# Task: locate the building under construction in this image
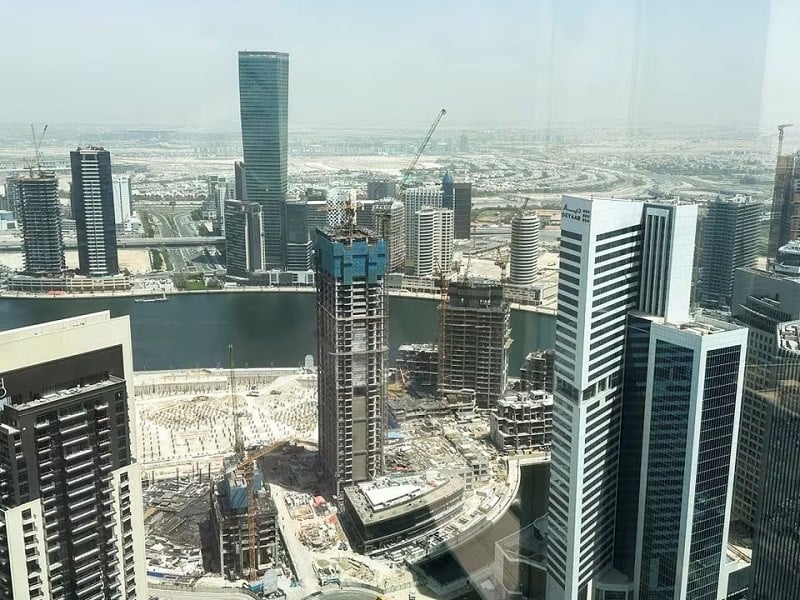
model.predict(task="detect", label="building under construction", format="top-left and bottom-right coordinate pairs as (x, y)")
top-left (490, 390), bottom-right (553, 453)
top-left (519, 349), bottom-right (555, 393)
top-left (396, 343), bottom-right (438, 391)
top-left (14, 171), bottom-right (66, 275)
top-left (315, 227), bottom-right (388, 497)
top-left (209, 460), bottom-right (279, 580)
top-left (439, 280), bottom-right (511, 409)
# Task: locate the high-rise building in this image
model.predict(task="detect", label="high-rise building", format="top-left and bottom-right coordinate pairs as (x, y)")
top-left (224, 200), bottom-right (264, 278)
top-left (453, 181), bottom-right (473, 239)
top-left (697, 195), bottom-right (760, 307)
top-left (315, 227), bottom-right (387, 496)
top-left (750, 320), bottom-right (800, 599)
top-left (284, 201), bottom-right (313, 271)
top-left (412, 207), bottom-right (453, 277)
top-left (403, 187), bottom-right (442, 268)
top-left (112, 175), bottom-right (132, 224)
top-left (767, 151), bottom-right (800, 260)
top-left (439, 280), bottom-right (511, 409)
top-left (15, 172), bottom-right (65, 276)
top-left (0, 312), bottom-right (147, 598)
top-left (441, 172), bottom-right (455, 209)
top-left (634, 318), bottom-right (746, 599)
top-left (774, 240), bottom-right (800, 277)
top-left (547, 196), bottom-right (697, 599)
top-left (367, 179), bottom-right (396, 201)
top-left (238, 51), bottom-right (289, 269)
top-left (70, 147), bottom-right (119, 276)
top-left (729, 268), bottom-right (800, 530)
top-left (510, 213), bottom-right (540, 285)
top-left (3, 176), bottom-right (20, 216)
top-left (234, 160), bottom-right (246, 201)
top-left (373, 199), bottom-right (405, 272)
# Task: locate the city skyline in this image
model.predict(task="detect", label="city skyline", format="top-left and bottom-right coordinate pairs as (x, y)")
top-left (1, 1), bottom-right (798, 130)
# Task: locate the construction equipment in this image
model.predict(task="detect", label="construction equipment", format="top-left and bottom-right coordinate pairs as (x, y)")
top-left (398, 108), bottom-right (447, 193)
top-left (28, 123), bottom-right (48, 176)
top-left (494, 249), bottom-right (509, 283)
top-left (220, 439), bottom-right (292, 580)
top-left (435, 257), bottom-right (450, 383)
top-left (778, 123), bottom-right (794, 158)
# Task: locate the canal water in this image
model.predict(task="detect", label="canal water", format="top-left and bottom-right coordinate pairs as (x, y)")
top-left (0, 292), bottom-right (555, 371)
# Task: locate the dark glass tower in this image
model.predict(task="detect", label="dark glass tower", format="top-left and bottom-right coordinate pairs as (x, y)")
top-left (70, 147), bottom-right (119, 275)
top-left (750, 320), bottom-right (800, 599)
top-left (238, 51), bottom-right (289, 270)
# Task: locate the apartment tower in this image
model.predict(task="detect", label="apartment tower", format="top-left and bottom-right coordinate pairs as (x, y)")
top-left (70, 147), bottom-right (119, 276)
top-left (0, 312), bottom-right (147, 598)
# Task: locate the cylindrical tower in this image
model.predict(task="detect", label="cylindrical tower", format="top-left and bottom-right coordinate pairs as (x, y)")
top-left (510, 213), bottom-right (540, 285)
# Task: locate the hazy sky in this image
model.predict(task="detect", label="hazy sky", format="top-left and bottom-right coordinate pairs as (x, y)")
top-left (1, 0), bottom-right (797, 130)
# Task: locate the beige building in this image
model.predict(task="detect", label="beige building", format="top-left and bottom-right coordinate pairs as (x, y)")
top-left (0, 312), bottom-right (147, 599)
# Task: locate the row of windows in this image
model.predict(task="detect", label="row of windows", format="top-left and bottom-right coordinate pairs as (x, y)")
top-left (597, 223), bottom-right (641, 242)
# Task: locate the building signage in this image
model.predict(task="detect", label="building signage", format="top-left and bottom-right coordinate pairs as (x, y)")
top-left (562, 204), bottom-right (590, 223)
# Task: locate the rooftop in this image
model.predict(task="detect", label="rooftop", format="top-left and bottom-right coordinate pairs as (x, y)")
top-left (778, 320), bottom-right (800, 354)
top-left (9, 375), bottom-right (124, 411)
top-left (345, 472), bottom-right (464, 524)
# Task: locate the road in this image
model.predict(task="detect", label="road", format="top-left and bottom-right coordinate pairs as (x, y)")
top-left (149, 586), bottom-right (256, 599)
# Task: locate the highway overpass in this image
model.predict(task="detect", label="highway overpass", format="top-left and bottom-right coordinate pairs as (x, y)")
top-left (0, 237), bottom-right (224, 252)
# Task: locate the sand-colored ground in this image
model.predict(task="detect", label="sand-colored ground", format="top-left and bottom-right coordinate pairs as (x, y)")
top-left (0, 248), bottom-right (150, 273)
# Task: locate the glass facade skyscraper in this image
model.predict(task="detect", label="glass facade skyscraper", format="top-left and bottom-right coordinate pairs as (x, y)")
top-left (238, 51), bottom-right (289, 270)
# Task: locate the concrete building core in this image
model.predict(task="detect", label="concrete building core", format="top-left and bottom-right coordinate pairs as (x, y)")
top-left (210, 461), bottom-right (278, 580)
top-left (520, 349), bottom-right (555, 394)
top-left (315, 227), bottom-right (388, 497)
top-left (439, 280), bottom-right (511, 409)
top-left (490, 390), bottom-right (553, 453)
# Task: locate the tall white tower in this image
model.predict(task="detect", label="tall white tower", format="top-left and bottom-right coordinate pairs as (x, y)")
top-left (510, 212), bottom-right (540, 285)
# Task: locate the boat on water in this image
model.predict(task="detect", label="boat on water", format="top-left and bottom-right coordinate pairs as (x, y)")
top-left (134, 291), bottom-right (169, 304)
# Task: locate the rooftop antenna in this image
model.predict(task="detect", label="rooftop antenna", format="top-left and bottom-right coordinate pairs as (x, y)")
top-left (29, 123), bottom-right (48, 176)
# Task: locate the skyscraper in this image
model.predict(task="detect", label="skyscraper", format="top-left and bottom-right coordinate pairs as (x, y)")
top-left (440, 173), bottom-right (472, 239)
top-left (15, 172), bottom-right (65, 275)
top-left (439, 280), bottom-right (511, 409)
top-left (224, 200), bottom-right (264, 278)
top-left (453, 181), bottom-right (473, 239)
top-left (729, 268), bottom-right (800, 531)
top-left (238, 51), bottom-right (289, 269)
top-left (0, 312), bottom-right (147, 598)
top-left (284, 201), bottom-right (313, 271)
top-left (697, 195), bottom-right (760, 307)
top-left (767, 150), bottom-right (800, 260)
top-left (749, 320), bottom-right (800, 599)
top-left (635, 318), bottom-right (746, 599)
top-left (412, 206), bottom-right (453, 277)
top-left (70, 147), bottom-right (119, 276)
top-left (3, 176), bottom-right (20, 216)
top-left (234, 160), bottom-right (246, 201)
top-left (510, 212), bottom-right (540, 285)
top-left (547, 196), bottom-right (697, 599)
top-left (315, 227), bottom-right (387, 496)
top-left (403, 186), bottom-right (442, 269)
top-left (441, 172), bottom-right (455, 209)
top-left (367, 179), bottom-right (396, 201)
top-left (373, 199), bottom-right (405, 272)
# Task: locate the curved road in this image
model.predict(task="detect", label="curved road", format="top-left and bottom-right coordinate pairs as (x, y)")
top-left (149, 587), bottom-right (256, 600)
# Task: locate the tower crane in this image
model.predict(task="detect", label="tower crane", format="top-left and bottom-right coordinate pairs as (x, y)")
top-left (29, 123), bottom-right (48, 176)
top-left (397, 108), bottom-right (447, 194)
top-left (494, 249), bottom-right (509, 283)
